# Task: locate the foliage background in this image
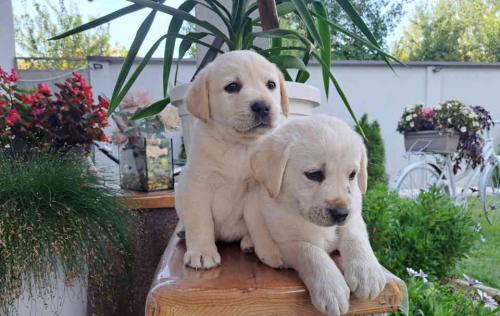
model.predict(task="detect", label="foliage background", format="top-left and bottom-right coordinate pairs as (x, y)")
top-left (15, 0), bottom-right (126, 69)
top-left (392, 0), bottom-right (500, 62)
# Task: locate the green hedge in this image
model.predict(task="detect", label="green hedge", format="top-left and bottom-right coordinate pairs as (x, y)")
top-left (363, 186), bottom-right (478, 279)
top-left (356, 114), bottom-right (388, 187)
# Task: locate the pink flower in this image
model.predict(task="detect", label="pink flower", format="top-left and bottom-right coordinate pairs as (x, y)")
top-left (5, 109), bottom-right (21, 126)
top-left (37, 83), bottom-right (51, 95)
top-left (421, 107), bottom-right (436, 117)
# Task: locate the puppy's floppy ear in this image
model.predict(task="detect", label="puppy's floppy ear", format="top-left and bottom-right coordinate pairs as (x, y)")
top-left (358, 143), bottom-right (368, 194)
top-left (278, 70), bottom-right (289, 117)
top-left (185, 66), bottom-right (210, 123)
top-left (251, 135), bottom-right (290, 199)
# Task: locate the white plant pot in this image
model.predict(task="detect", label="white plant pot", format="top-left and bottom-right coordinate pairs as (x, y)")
top-left (12, 264), bottom-right (87, 316)
top-left (171, 81), bottom-right (321, 154)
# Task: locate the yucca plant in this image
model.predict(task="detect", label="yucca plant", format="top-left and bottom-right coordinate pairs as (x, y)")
top-left (52, 0), bottom-right (400, 128)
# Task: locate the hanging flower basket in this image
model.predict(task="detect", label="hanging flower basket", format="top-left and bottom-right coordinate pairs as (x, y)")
top-left (397, 101), bottom-right (494, 170)
top-left (404, 130), bottom-right (459, 153)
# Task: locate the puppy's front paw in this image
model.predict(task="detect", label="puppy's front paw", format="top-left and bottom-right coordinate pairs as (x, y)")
top-left (344, 259), bottom-right (386, 300)
top-left (240, 234), bottom-right (255, 253)
top-left (255, 242), bottom-right (285, 269)
top-left (184, 247), bottom-right (221, 269)
top-left (307, 270), bottom-right (350, 316)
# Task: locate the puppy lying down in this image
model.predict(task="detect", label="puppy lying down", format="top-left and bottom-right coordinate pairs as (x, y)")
top-left (244, 115), bottom-right (386, 316)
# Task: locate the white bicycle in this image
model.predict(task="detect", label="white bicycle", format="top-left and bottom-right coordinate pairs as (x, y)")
top-left (391, 121), bottom-right (500, 224)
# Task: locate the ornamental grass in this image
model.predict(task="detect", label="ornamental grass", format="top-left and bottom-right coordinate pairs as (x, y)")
top-left (0, 150), bottom-right (132, 314)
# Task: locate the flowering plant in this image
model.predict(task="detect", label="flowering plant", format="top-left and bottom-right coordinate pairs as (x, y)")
top-left (0, 68), bottom-right (109, 153)
top-left (397, 100), bottom-right (494, 171)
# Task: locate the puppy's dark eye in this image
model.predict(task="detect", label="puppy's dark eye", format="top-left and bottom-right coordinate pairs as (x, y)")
top-left (349, 171), bottom-right (356, 180)
top-left (224, 81), bottom-right (242, 93)
top-left (305, 170), bottom-right (324, 182)
top-left (266, 80), bottom-right (276, 90)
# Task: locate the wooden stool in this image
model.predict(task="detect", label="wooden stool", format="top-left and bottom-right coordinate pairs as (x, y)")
top-left (146, 235), bottom-right (403, 316)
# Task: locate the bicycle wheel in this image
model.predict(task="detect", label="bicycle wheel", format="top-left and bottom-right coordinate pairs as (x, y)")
top-left (481, 159), bottom-right (500, 224)
top-left (393, 162), bottom-right (445, 199)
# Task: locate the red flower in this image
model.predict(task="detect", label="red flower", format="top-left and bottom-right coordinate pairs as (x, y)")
top-left (8, 69), bottom-right (19, 83)
top-left (98, 96), bottom-right (109, 109)
top-left (37, 83), bottom-right (51, 95)
top-left (21, 94), bottom-right (37, 105)
top-left (5, 109), bottom-right (21, 126)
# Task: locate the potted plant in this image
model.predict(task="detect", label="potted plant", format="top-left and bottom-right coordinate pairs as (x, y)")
top-left (0, 68), bottom-right (132, 315)
top-left (0, 151), bottom-right (132, 316)
top-left (111, 90), bottom-right (180, 191)
top-left (0, 68), bottom-right (109, 153)
top-left (397, 100), bottom-right (494, 172)
top-left (52, 0), bottom-right (400, 143)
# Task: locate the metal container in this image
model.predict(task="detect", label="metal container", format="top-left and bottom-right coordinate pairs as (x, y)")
top-left (404, 130), bottom-right (459, 153)
top-left (119, 137), bottom-right (173, 191)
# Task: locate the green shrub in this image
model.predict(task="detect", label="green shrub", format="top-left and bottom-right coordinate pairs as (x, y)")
top-left (363, 186), bottom-right (478, 279)
top-left (356, 114), bottom-right (388, 187)
top-left (0, 151), bottom-right (132, 314)
top-left (393, 278), bottom-right (499, 316)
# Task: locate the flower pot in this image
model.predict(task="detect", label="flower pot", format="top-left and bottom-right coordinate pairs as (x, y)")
top-left (12, 263), bottom-right (87, 316)
top-left (404, 130), bottom-right (459, 153)
top-left (170, 82), bottom-right (321, 154)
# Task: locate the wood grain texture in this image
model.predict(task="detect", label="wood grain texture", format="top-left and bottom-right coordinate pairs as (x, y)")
top-left (146, 234), bottom-right (402, 316)
top-left (122, 190), bottom-right (175, 209)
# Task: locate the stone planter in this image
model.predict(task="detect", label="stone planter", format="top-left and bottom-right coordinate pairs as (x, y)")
top-left (404, 130), bottom-right (459, 153)
top-left (171, 81), bottom-right (321, 154)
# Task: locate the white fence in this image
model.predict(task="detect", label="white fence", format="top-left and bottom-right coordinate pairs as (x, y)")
top-left (20, 57), bottom-right (500, 182)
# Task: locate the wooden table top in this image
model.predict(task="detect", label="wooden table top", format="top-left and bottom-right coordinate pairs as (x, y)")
top-left (122, 190), bottom-right (175, 209)
top-left (146, 234), bottom-right (403, 316)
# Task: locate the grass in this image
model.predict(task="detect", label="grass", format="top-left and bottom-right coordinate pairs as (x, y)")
top-left (455, 198), bottom-right (500, 289)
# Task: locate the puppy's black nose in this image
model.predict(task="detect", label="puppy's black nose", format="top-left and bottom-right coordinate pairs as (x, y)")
top-left (327, 208), bottom-right (350, 225)
top-left (250, 101), bottom-right (270, 117)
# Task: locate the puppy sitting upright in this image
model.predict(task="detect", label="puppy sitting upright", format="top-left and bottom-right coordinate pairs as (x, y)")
top-left (245, 115), bottom-right (386, 316)
top-left (176, 50), bottom-right (289, 269)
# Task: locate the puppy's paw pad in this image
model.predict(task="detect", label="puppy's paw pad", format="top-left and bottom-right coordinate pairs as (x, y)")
top-left (184, 249), bottom-right (221, 269)
top-left (240, 235), bottom-right (255, 253)
top-left (344, 260), bottom-right (386, 300)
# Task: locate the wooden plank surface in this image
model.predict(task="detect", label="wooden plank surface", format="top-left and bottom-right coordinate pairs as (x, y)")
top-left (122, 190), bottom-right (175, 209)
top-left (146, 235), bottom-right (402, 316)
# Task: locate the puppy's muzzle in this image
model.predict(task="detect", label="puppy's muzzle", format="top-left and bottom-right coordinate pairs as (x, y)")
top-left (326, 207), bottom-right (350, 225)
top-left (250, 100), bottom-right (271, 124)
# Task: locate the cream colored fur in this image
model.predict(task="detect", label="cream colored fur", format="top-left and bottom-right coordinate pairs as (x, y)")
top-left (245, 115), bottom-right (386, 316)
top-left (176, 50), bottom-right (288, 269)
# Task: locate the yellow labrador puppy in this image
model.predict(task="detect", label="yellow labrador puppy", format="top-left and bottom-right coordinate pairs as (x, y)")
top-left (245, 115), bottom-right (386, 316)
top-left (176, 50), bottom-right (289, 269)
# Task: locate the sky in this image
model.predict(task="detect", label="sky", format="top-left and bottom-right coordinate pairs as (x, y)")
top-left (12, 0), bottom-right (421, 58)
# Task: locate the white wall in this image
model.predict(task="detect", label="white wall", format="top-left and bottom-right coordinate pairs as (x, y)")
top-left (0, 0), bottom-right (16, 70)
top-left (84, 57), bottom-right (500, 182)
